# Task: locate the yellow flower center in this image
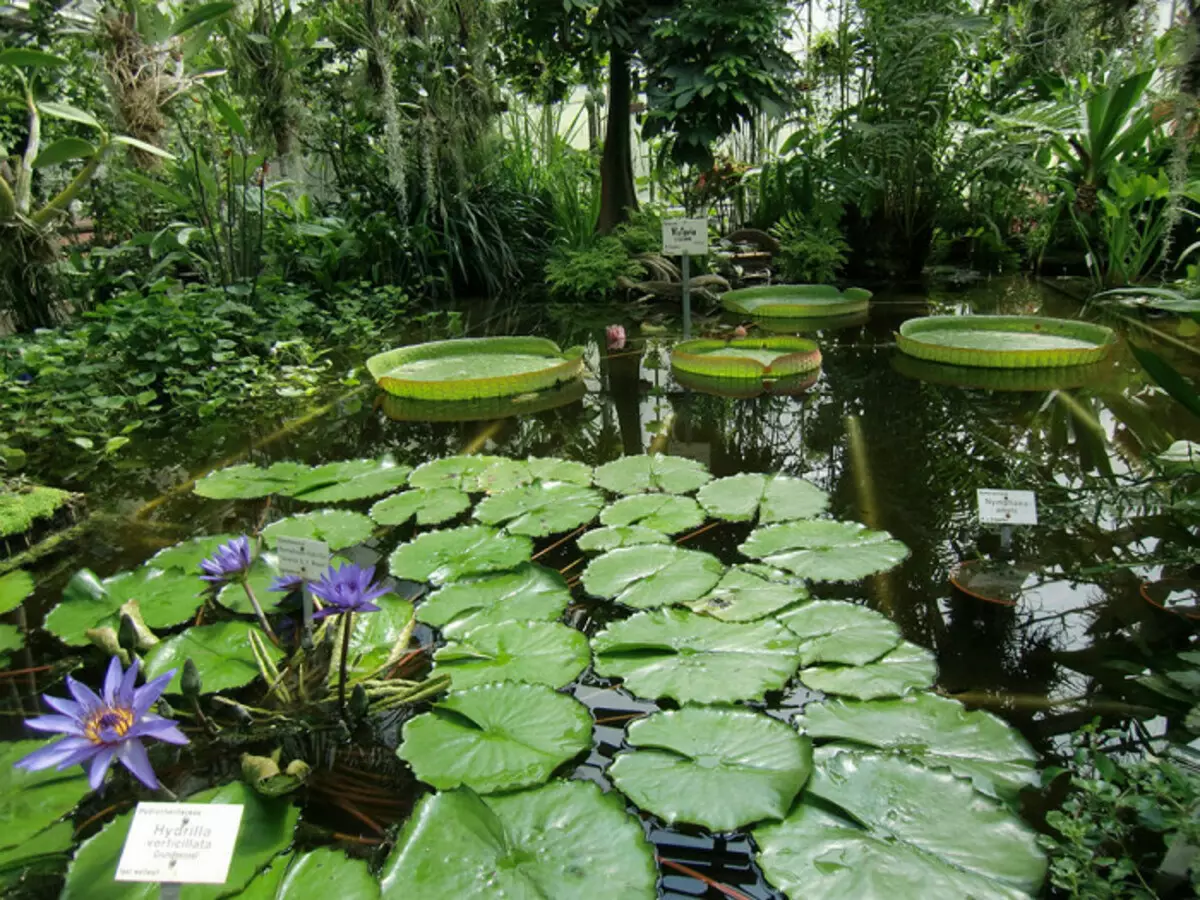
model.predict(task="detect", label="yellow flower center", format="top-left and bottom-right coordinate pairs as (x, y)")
top-left (84, 707), bottom-right (134, 745)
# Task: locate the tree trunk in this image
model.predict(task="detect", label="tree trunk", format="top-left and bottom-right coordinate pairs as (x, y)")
top-left (596, 49), bottom-right (638, 234)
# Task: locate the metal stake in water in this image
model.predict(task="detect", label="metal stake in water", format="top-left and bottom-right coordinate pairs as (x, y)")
top-left (161, 884), bottom-right (181, 900)
top-left (682, 254), bottom-right (692, 340)
top-left (301, 583), bottom-right (314, 652)
top-left (1000, 524), bottom-right (1014, 555)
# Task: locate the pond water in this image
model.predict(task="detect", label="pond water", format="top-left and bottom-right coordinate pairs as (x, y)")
top-left (5, 276), bottom-right (1198, 898)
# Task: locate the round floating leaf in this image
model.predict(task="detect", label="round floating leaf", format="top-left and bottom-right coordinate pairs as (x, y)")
top-left (399, 682), bottom-right (592, 793)
top-left (754, 801), bottom-right (1034, 900)
top-left (432, 620), bottom-right (589, 690)
top-left (798, 749), bottom-right (1046, 894)
top-left (388, 525), bottom-right (532, 585)
top-left (148, 534), bottom-right (239, 573)
top-left (740, 520), bottom-right (910, 581)
top-left (474, 483), bottom-right (605, 536)
top-left (408, 455), bottom-right (509, 492)
top-left (777, 600), bottom-right (901, 667)
top-left (238, 848), bottom-right (379, 900)
top-left (341, 594), bottom-right (414, 681)
top-left (417, 564), bottom-right (571, 637)
top-left (216, 552), bottom-right (293, 615)
top-left (0, 570), bottom-right (35, 614)
top-left (285, 459), bottom-right (413, 503)
top-left (0, 740), bottom-right (91, 855)
top-left (61, 781), bottom-right (300, 900)
top-left (593, 454), bottom-right (712, 495)
top-left (592, 608), bottom-right (800, 704)
top-left (599, 494), bottom-right (705, 535)
top-left (369, 488), bottom-right (471, 527)
top-left (0, 623), bottom-right (23, 664)
top-left (800, 640), bottom-right (936, 700)
top-left (44, 569), bottom-right (122, 647)
top-left (581, 545), bottom-right (724, 609)
top-left (476, 456), bottom-right (594, 492)
top-left (577, 525), bottom-right (670, 553)
top-left (380, 781), bottom-right (657, 898)
top-left (193, 461), bottom-right (310, 499)
top-left (262, 510), bottom-right (374, 551)
top-left (798, 693), bottom-right (1039, 801)
top-left (609, 707), bottom-right (812, 831)
top-left (100, 567), bottom-right (207, 630)
top-left (698, 474), bottom-right (829, 523)
top-left (144, 621), bottom-right (282, 694)
top-left (685, 564), bottom-right (809, 622)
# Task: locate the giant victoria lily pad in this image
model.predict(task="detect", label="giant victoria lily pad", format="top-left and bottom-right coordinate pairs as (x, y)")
top-left (474, 483), bottom-right (605, 536)
top-left (380, 782), bottom-right (657, 898)
top-left (609, 707), bottom-right (812, 831)
top-left (599, 494), bottom-right (705, 534)
top-left (698, 474), bottom-right (829, 524)
top-left (387, 525), bottom-right (532, 585)
top-left (581, 545), bottom-right (724, 609)
top-left (399, 682), bottom-right (592, 793)
top-left (670, 337), bottom-right (822, 381)
top-left (592, 453), bottom-right (712, 495)
top-left (896, 315), bottom-right (1116, 369)
top-left (721, 284), bottom-right (872, 318)
top-left (416, 564), bottom-right (572, 637)
top-left (740, 520), bottom-right (909, 581)
top-left (432, 620), bottom-right (589, 690)
top-left (591, 607), bottom-right (800, 703)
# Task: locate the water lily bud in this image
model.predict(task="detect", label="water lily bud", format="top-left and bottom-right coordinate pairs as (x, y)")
top-left (284, 759), bottom-right (311, 780)
top-left (241, 752), bottom-right (281, 784)
top-left (350, 683), bottom-right (369, 720)
top-left (118, 599), bottom-right (160, 649)
top-left (85, 626), bottom-right (129, 666)
top-left (181, 658), bottom-right (202, 700)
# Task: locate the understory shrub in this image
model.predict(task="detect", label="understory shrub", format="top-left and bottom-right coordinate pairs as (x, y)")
top-left (770, 212), bottom-right (849, 284)
top-left (545, 237), bottom-right (646, 301)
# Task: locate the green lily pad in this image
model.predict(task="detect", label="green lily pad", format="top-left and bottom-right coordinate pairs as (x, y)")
top-left (474, 483), bottom-right (605, 536)
top-left (148, 534), bottom-right (239, 573)
top-left (144, 621), bottom-right (283, 694)
top-left (340, 594), bottom-right (414, 681)
top-left (609, 707), bottom-right (812, 831)
top-left (599, 494), bottom-right (705, 535)
top-left (581, 545), bottom-right (724, 609)
top-left (102, 567), bottom-right (207, 630)
top-left (476, 456), bottom-right (594, 492)
top-left (417, 564), bottom-right (571, 637)
top-left (0, 819), bottom-right (75, 883)
top-left (593, 454), bottom-right (712, 495)
top-left (740, 520), bottom-right (910, 581)
top-left (61, 781), bottom-right (300, 900)
top-left (777, 600), bottom-right (901, 666)
top-left (216, 553), bottom-right (292, 615)
top-left (284, 459), bottom-right (413, 503)
top-left (387, 525), bottom-right (532, 585)
top-left (369, 488), bottom-right (471, 527)
top-left (399, 682), bottom-right (592, 793)
top-left (262, 510), bottom-right (374, 551)
top-left (697, 474), bottom-right (829, 523)
top-left (798, 693), bottom-right (1039, 801)
top-left (685, 564), bottom-right (809, 622)
top-left (577, 525), bottom-right (670, 553)
top-left (380, 781), bottom-right (657, 898)
top-left (44, 569), bottom-right (122, 647)
top-left (800, 640), bottom-right (936, 700)
top-left (0, 570), bottom-right (35, 614)
top-left (0, 740), bottom-right (91, 855)
top-left (0, 623), bottom-right (23, 664)
top-left (237, 848), bottom-right (379, 900)
top-left (591, 607), bottom-right (800, 704)
top-left (193, 462), bottom-right (310, 499)
top-left (432, 620), bottom-right (589, 690)
top-left (408, 455), bottom-right (510, 492)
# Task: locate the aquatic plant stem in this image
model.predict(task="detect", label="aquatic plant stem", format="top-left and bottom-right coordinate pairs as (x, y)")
top-left (656, 858), bottom-right (753, 900)
top-left (240, 580), bottom-right (279, 645)
top-left (339, 612), bottom-right (353, 718)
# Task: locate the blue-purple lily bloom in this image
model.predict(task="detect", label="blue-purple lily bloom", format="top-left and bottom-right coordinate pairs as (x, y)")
top-left (268, 572), bottom-right (305, 594)
top-left (309, 563), bottom-right (389, 621)
top-left (199, 535), bottom-right (253, 586)
top-left (15, 657), bottom-right (188, 791)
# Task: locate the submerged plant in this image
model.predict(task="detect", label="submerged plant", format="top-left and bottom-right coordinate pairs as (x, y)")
top-left (16, 657), bottom-right (186, 790)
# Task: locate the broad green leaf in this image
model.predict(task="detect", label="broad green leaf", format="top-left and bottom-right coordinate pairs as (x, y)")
top-left (111, 135), bottom-right (174, 159)
top-left (740, 520), bottom-right (910, 581)
top-left (61, 781), bottom-right (299, 900)
top-left (33, 137), bottom-right (96, 168)
top-left (0, 623), bottom-right (22, 663)
top-left (777, 600), bottom-right (901, 666)
top-left (216, 553), bottom-right (294, 615)
top-left (432, 620), bottom-right (589, 690)
top-left (193, 462), bottom-right (311, 499)
top-left (698, 473), bottom-right (829, 523)
top-left (209, 94), bottom-right (248, 140)
top-left (340, 594), bottom-right (413, 679)
top-left (171, 1), bottom-right (237, 36)
top-left (284, 459), bottom-right (412, 503)
top-left (148, 534), bottom-right (239, 573)
top-left (800, 641), bottom-right (936, 700)
top-left (0, 819), bottom-right (75, 877)
top-left (599, 493), bottom-right (704, 534)
top-left (685, 564), bottom-right (808, 622)
top-left (476, 456), bottom-right (593, 492)
top-left (591, 607), bottom-right (800, 704)
top-left (387, 525), bottom-right (531, 585)
top-left (474, 483), bottom-right (605, 536)
top-left (35, 100), bottom-right (100, 130)
top-left (801, 749), bottom-right (1046, 894)
top-left (408, 455), bottom-right (510, 492)
top-left (380, 782), bottom-right (657, 898)
top-left (593, 453), bottom-right (712, 495)
top-left (0, 569), bottom-right (34, 614)
top-left (417, 564), bottom-right (570, 637)
top-left (0, 48), bottom-right (68, 68)
top-left (754, 801), bottom-right (1034, 900)
top-left (262, 510), bottom-right (374, 551)
top-left (99, 567), bottom-right (206, 630)
top-left (0, 741), bottom-right (91, 854)
top-left (144, 621), bottom-right (282, 694)
top-left (44, 569), bottom-right (122, 646)
top-left (581, 545), bottom-right (724, 609)
top-left (610, 707), bottom-right (812, 831)
top-left (399, 682), bottom-right (592, 793)
top-left (798, 693), bottom-right (1039, 802)
top-left (577, 525), bottom-right (670, 553)
top-left (236, 848), bottom-right (378, 900)
top-left (369, 488), bottom-right (470, 526)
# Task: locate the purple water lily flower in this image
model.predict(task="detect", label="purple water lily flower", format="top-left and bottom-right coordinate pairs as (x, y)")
top-left (199, 535), bottom-right (253, 586)
top-left (268, 572), bottom-right (305, 594)
top-left (309, 563), bottom-right (389, 621)
top-left (15, 657), bottom-right (188, 791)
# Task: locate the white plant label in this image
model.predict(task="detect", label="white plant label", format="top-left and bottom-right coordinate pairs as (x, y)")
top-left (977, 489), bottom-right (1038, 526)
top-left (115, 802), bottom-right (244, 884)
top-left (662, 218), bottom-right (709, 256)
top-left (276, 536), bottom-right (330, 578)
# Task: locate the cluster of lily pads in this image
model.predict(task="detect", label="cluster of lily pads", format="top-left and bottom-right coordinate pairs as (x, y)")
top-left (4, 453), bottom-right (1048, 897)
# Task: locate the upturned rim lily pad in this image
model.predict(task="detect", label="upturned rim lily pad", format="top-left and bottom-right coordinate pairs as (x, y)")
top-left (721, 284), bottom-right (872, 318)
top-left (670, 336), bottom-right (822, 381)
top-left (896, 315), bottom-right (1117, 369)
top-left (673, 368), bottom-right (821, 398)
top-left (380, 377), bottom-right (588, 422)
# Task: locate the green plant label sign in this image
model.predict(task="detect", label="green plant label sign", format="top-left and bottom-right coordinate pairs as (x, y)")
top-left (663, 218), bottom-right (709, 256)
top-left (115, 802), bottom-right (244, 884)
top-left (976, 489), bottom-right (1038, 526)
